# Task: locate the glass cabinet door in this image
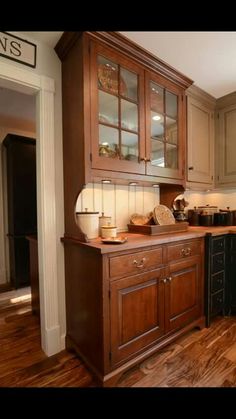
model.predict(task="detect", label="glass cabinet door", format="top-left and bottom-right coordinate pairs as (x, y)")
top-left (145, 72), bottom-right (184, 180)
top-left (90, 42), bottom-right (145, 174)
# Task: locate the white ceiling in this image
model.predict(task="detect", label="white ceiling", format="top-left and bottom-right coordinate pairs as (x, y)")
top-left (120, 31), bottom-right (236, 99)
top-left (23, 31), bottom-right (236, 99)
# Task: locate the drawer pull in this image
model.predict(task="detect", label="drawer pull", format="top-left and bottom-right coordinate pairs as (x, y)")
top-left (133, 257), bottom-right (146, 269)
top-left (181, 247), bottom-right (191, 257)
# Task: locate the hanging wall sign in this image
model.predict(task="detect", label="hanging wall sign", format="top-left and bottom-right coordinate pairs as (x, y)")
top-left (0, 32), bottom-right (36, 68)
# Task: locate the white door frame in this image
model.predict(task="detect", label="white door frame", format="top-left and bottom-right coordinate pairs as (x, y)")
top-left (0, 61), bottom-right (61, 356)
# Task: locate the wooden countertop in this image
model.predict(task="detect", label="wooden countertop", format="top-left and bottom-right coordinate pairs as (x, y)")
top-left (188, 226), bottom-right (236, 236)
top-left (62, 230), bottom-right (205, 254)
top-left (62, 225), bottom-right (236, 254)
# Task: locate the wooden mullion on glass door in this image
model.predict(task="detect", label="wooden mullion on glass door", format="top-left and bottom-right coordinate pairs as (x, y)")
top-left (163, 89), bottom-right (167, 168)
top-left (144, 71), bottom-right (151, 171)
top-left (118, 64), bottom-right (122, 159)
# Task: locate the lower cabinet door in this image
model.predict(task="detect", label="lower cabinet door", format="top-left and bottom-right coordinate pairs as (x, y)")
top-left (229, 236), bottom-right (236, 313)
top-left (110, 268), bottom-right (165, 366)
top-left (166, 256), bottom-right (203, 332)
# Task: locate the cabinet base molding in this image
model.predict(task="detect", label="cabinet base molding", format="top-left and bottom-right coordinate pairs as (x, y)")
top-left (66, 316), bottom-right (206, 387)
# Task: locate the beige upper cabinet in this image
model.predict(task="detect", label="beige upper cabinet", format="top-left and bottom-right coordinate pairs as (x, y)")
top-left (186, 86), bottom-right (215, 189)
top-left (215, 93), bottom-right (236, 186)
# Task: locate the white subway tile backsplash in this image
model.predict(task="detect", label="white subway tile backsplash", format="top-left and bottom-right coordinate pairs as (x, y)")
top-left (128, 185), bottom-right (136, 216)
top-left (93, 183), bottom-right (103, 214)
top-left (81, 184), bottom-right (94, 212)
top-left (135, 186), bottom-right (144, 215)
top-left (102, 183), bottom-right (116, 225)
top-left (75, 193), bottom-right (82, 212)
top-left (75, 183), bottom-right (236, 230)
top-left (144, 187), bottom-right (158, 215)
top-left (75, 182), bottom-right (160, 232)
top-left (115, 185), bottom-right (129, 231)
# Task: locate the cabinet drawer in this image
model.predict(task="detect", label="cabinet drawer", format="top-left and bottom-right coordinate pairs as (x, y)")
top-left (109, 247), bottom-right (163, 279)
top-left (212, 237), bottom-right (225, 254)
top-left (211, 271), bottom-right (225, 293)
top-left (212, 253), bottom-right (225, 274)
top-left (167, 240), bottom-right (200, 262)
top-left (211, 290), bottom-right (224, 316)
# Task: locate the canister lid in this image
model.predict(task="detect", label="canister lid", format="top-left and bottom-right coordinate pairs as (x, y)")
top-left (99, 212), bottom-right (111, 218)
top-left (76, 208), bottom-right (99, 215)
top-left (101, 224), bottom-right (116, 229)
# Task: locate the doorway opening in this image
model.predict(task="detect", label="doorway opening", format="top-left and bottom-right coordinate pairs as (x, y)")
top-left (0, 88), bottom-right (40, 324)
top-left (0, 62), bottom-right (62, 356)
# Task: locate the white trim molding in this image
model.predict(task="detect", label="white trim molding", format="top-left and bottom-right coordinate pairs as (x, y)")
top-left (0, 61), bottom-right (61, 356)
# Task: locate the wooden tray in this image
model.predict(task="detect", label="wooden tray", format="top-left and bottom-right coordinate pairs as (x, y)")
top-left (127, 222), bottom-right (189, 235)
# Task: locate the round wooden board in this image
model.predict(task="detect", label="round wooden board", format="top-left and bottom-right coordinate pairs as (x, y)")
top-left (153, 205), bottom-right (175, 225)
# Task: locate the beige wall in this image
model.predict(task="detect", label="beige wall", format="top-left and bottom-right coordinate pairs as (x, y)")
top-left (185, 189), bottom-right (236, 210)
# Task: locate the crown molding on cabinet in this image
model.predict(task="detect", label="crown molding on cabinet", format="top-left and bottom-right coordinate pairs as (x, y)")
top-left (216, 91), bottom-right (236, 110)
top-left (186, 84), bottom-right (216, 109)
top-left (55, 31), bottom-right (193, 90)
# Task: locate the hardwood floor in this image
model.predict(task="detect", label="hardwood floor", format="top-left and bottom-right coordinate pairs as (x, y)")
top-left (0, 295), bottom-right (236, 387)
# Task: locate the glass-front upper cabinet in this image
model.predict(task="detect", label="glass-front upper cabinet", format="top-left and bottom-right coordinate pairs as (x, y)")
top-left (90, 41), bottom-right (145, 174)
top-left (145, 71), bottom-right (185, 180)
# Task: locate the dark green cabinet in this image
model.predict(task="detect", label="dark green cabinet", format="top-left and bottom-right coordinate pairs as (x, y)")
top-left (205, 233), bottom-right (236, 326)
top-left (205, 235), bottom-right (226, 327)
top-left (228, 235), bottom-right (236, 314)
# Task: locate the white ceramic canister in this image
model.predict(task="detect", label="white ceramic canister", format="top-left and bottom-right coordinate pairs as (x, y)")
top-left (99, 212), bottom-right (112, 236)
top-left (76, 208), bottom-right (99, 239)
top-left (101, 223), bottom-right (117, 239)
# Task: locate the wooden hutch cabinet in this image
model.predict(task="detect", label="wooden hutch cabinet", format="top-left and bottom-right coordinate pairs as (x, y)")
top-left (55, 32), bottom-right (193, 237)
top-left (56, 33), bottom-right (203, 386)
top-left (62, 235), bottom-right (205, 385)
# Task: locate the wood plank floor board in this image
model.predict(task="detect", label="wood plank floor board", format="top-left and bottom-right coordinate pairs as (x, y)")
top-left (1, 296), bottom-right (236, 387)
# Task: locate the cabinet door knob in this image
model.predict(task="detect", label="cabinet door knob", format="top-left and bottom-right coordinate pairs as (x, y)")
top-left (167, 276), bottom-right (172, 282)
top-left (161, 278), bottom-right (167, 284)
top-left (181, 248), bottom-right (191, 257)
top-left (133, 257), bottom-right (146, 268)
top-left (188, 166), bottom-right (194, 170)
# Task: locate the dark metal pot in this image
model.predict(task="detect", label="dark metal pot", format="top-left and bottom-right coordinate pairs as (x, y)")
top-left (199, 214), bottom-right (214, 226)
top-left (214, 211), bottom-right (231, 226)
top-left (188, 209), bottom-right (200, 226)
top-left (217, 208), bottom-right (236, 226)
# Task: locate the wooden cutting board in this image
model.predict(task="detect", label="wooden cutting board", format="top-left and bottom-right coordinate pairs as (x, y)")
top-left (153, 205), bottom-right (175, 225)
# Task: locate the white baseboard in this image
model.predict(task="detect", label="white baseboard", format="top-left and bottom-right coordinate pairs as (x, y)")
top-left (41, 325), bottom-right (61, 357)
top-left (60, 333), bottom-right (66, 351)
